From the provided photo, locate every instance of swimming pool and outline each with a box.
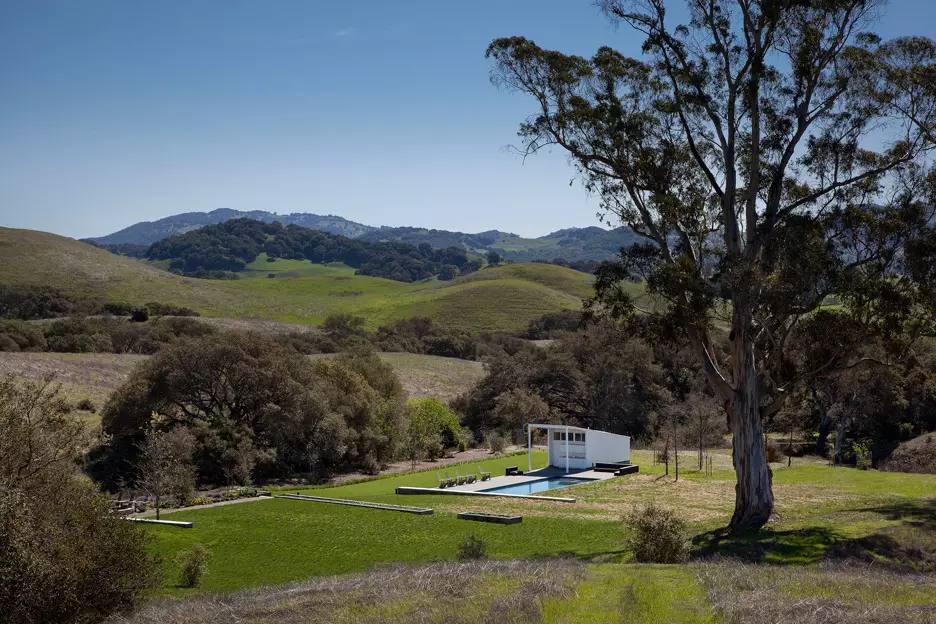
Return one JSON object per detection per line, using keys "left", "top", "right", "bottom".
{"left": 480, "top": 476, "right": 595, "bottom": 496}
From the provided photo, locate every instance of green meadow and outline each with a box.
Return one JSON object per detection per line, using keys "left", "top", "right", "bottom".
{"left": 0, "top": 228, "right": 601, "bottom": 331}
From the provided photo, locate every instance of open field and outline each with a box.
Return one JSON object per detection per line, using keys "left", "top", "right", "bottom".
{"left": 121, "top": 557, "right": 936, "bottom": 623}
{"left": 140, "top": 448, "right": 936, "bottom": 613}
{"left": 0, "top": 351, "right": 145, "bottom": 407}
{"left": 0, "top": 350, "right": 485, "bottom": 407}
{"left": 0, "top": 228, "right": 596, "bottom": 330}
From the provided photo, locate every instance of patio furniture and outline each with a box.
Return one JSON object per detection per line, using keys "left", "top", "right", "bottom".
{"left": 446, "top": 471, "right": 462, "bottom": 486}
{"left": 454, "top": 468, "right": 468, "bottom": 485}
{"left": 464, "top": 467, "right": 479, "bottom": 483}
{"left": 478, "top": 465, "right": 491, "bottom": 481}
{"left": 437, "top": 472, "right": 453, "bottom": 488}
{"left": 505, "top": 466, "right": 519, "bottom": 476}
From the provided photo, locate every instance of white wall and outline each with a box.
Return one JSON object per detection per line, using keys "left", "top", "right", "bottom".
{"left": 546, "top": 429, "right": 630, "bottom": 469}
{"left": 587, "top": 430, "right": 630, "bottom": 465}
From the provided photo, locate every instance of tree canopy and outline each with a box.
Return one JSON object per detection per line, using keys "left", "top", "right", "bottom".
{"left": 487, "top": 0, "right": 936, "bottom": 532}
{"left": 146, "top": 218, "right": 476, "bottom": 282}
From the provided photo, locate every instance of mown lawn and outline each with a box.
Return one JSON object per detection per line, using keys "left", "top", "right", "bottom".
{"left": 147, "top": 447, "right": 936, "bottom": 599}
{"left": 147, "top": 452, "right": 624, "bottom": 595}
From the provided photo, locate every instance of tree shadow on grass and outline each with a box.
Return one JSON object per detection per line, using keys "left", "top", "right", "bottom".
{"left": 692, "top": 526, "right": 841, "bottom": 564}
{"left": 693, "top": 498, "right": 936, "bottom": 570}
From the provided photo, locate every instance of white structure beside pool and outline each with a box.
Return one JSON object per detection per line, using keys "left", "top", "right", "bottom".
{"left": 526, "top": 423, "right": 630, "bottom": 472}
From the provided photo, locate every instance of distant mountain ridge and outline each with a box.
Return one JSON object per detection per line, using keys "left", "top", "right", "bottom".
{"left": 87, "top": 209, "right": 377, "bottom": 245}
{"left": 88, "top": 210, "right": 642, "bottom": 262}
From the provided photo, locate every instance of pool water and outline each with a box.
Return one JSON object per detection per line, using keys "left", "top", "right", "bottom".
{"left": 480, "top": 476, "right": 594, "bottom": 496}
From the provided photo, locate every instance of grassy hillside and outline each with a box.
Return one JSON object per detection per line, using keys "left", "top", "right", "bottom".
{"left": 0, "top": 351, "right": 485, "bottom": 408}
{"left": 0, "top": 228, "right": 597, "bottom": 331}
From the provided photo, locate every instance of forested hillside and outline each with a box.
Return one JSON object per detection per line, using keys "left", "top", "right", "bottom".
{"left": 146, "top": 219, "right": 478, "bottom": 282}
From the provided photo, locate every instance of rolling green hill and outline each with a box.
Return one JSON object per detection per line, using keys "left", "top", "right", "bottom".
{"left": 0, "top": 228, "right": 597, "bottom": 331}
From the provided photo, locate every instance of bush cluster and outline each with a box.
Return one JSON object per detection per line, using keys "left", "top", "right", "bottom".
{"left": 623, "top": 503, "right": 689, "bottom": 563}
{"left": 0, "top": 316, "right": 216, "bottom": 354}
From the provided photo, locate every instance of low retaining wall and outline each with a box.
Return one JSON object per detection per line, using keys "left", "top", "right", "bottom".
{"left": 457, "top": 512, "right": 522, "bottom": 525}
{"left": 276, "top": 493, "right": 433, "bottom": 515}
{"left": 124, "top": 518, "right": 193, "bottom": 528}
{"left": 394, "top": 487, "right": 575, "bottom": 503}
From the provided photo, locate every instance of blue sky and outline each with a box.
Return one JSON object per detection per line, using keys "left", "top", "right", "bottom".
{"left": 0, "top": 1, "right": 931, "bottom": 239}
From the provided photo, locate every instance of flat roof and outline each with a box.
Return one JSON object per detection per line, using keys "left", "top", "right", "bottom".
{"left": 526, "top": 423, "right": 629, "bottom": 437}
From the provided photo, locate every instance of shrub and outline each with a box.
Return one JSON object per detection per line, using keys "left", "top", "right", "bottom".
{"left": 487, "top": 431, "right": 507, "bottom": 454}
{"left": 765, "top": 438, "right": 782, "bottom": 463}
{"left": 176, "top": 544, "right": 213, "bottom": 588}
{"left": 130, "top": 308, "right": 149, "bottom": 323}
{"left": 0, "top": 379, "right": 159, "bottom": 621}
{"left": 190, "top": 496, "right": 210, "bottom": 506}
{"left": 854, "top": 440, "right": 873, "bottom": 470}
{"left": 456, "top": 535, "right": 488, "bottom": 561}
{"left": 75, "top": 397, "right": 95, "bottom": 412}
{"left": 623, "top": 503, "right": 689, "bottom": 563}
{"left": 425, "top": 438, "right": 444, "bottom": 461}
{"left": 0, "top": 284, "right": 77, "bottom": 320}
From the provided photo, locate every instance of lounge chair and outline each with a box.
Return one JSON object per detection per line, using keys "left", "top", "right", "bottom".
{"left": 437, "top": 472, "right": 452, "bottom": 488}
{"left": 478, "top": 465, "right": 491, "bottom": 481}
{"left": 446, "top": 471, "right": 461, "bottom": 486}
{"left": 454, "top": 469, "right": 467, "bottom": 485}
{"left": 464, "top": 467, "right": 478, "bottom": 483}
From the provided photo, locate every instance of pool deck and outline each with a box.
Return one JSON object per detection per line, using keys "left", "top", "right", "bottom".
{"left": 449, "top": 466, "right": 615, "bottom": 493}
{"left": 394, "top": 466, "right": 616, "bottom": 502}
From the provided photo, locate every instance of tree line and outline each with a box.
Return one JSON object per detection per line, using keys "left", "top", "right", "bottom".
{"left": 145, "top": 218, "right": 481, "bottom": 282}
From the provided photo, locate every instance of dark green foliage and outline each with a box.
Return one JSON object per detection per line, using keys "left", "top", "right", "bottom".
{"left": 0, "top": 316, "right": 218, "bottom": 355}
{"left": 75, "top": 397, "right": 95, "bottom": 412}
{"left": 176, "top": 544, "right": 213, "bottom": 588}
{"left": 0, "top": 284, "right": 78, "bottom": 320}
{"left": 456, "top": 320, "right": 684, "bottom": 441}
{"left": 623, "top": 503, "right": 689, "bottom": 564}
{"left": 456, "top": 535, "right": 489, "bottom": 561}
{"left": 323, "top": 313, "right": 366, "bottom": 343}
{"left": 533, "top": 257, "right": 601, "bottom": 274}
{"left": 372, "top": 316, "right": 507, "bottom": 360}
{"left": 131, "top": 308, "right": 150, "bottom": 323}
{"left": 0, "top": 320, "right": 47, "bottom": 352}
{"left": 486, "top": 250, "right": 502, "bottom": 266}
{"left": 524, "top": 309, "right": 583, "bottom": 339}
{"left": 84, "top": 241, "right": 149, "bottom": 257}
{"left": 0, "top": 378, "right": 159, "bottom": 622}
{"left": 145, "top": 302, "right": 200, "bottom": 317}
{"left": 146, "top": 218, "right": 477, "bottom": 282}
{"left": 438, "top": 264, "right": 460, "bottom": 280}
{"left": 854, "top": 441, "right": 873, "bottom": 470}
{"left": 407, "top": 398, "right": 463, "bottom": 451}
{"left": 95, "top": 331, "right": 401, "bottom": 487}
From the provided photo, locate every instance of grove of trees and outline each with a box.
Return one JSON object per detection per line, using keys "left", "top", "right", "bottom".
{"left": 146, "top": 218, "right": 478, "bottom": 282}
{"left": 487, "top": 0, "right": 936, "bottom": 532}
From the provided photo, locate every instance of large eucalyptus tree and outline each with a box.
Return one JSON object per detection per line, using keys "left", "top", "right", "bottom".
{"left": 487, "top": 0, "right": 936, "bottom": 532}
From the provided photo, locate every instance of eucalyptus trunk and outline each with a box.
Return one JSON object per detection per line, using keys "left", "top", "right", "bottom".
{"left": 728, "top": 309, "right": 774, "bottom": 532}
